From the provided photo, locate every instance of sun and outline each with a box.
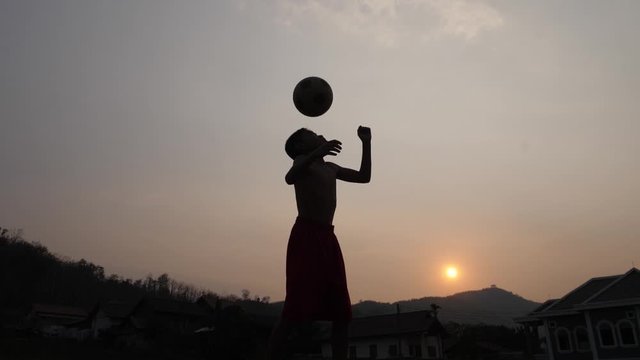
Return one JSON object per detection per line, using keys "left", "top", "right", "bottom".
{"left": 445, "top": 266, "right": 458, "bottom": 279}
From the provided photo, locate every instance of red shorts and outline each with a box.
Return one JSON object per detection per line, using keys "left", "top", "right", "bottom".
{"left": 282, "top": 217, "right": 352, "bottom": 322}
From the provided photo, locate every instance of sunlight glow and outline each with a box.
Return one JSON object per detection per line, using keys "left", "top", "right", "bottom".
{"left": 446, "top": 266, "right": 458, "bottom": 279}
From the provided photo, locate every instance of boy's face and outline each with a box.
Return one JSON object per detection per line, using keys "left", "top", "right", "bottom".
{"left": 298, "top": 130, "right": 326, "bottom": 153}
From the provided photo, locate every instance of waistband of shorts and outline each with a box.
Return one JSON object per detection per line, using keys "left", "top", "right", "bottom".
{"left": 295, "top": 216, "right": 335, "bottom": 231}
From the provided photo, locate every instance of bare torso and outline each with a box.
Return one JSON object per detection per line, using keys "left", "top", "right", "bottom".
{"left": 294, "top": 160, "right": 339, "bottom": 225}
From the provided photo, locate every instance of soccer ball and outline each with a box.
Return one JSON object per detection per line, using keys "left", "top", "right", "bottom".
{"left": 293, "top": 76, "right": 333, "bottom": 117}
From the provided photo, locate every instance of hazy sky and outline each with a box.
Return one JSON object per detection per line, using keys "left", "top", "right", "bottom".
{"left": 2, "top": 0, "right": 639, "bottom": 303}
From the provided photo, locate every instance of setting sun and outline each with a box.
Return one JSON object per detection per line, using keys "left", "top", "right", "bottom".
{"left": 445, "top": 266, "right": 458, "bottom": 279}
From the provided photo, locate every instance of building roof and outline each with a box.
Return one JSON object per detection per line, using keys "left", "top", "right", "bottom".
{"left": 530, "top": 299, "right": 559, "bottom": 314}
{"left": 28, "top": 304, "right": 89, "bottom": 327}
{"left": 31, "top": 304, "right": 88, "bottom": 319}
{"left": 515, "top": 268, "right": 640, "bottom": 322}
{"left": 131, "top": 297, "right": 211, "bottom": 318}
{"left": 544, "top": 276, "right": 618, "bottom": 311}
{"left": 586, "top": 268, "right": 640, "bottom": 304}
{"left": 348, "top": 310, "right": 443, "bottom": 339}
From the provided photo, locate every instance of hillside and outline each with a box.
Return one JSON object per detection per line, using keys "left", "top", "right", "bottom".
{"left": 0, "top": 228, "right": 231, "bottom": 313}
{"left": 351, "top": 286, "right": 540, "bottom": 327}
{"left": 1, "top": 228, "right": 538, "bottom": 327}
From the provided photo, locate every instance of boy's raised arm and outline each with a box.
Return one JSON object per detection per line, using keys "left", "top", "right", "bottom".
{"left": 285, "top": 140, "right": 342, "bottom": 184}
{"left": 336, "top": 126, "right": 371, "bottom": 183}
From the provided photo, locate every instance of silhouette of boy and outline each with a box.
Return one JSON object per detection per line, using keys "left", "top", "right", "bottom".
{"left": 267, "top": 126, "right": 371, "bottom": 360}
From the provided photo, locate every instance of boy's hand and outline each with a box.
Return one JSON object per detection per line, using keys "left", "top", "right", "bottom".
{"left": 312, "top": 139, "right": 342, "bottom": 158}
{"left": 358, "top": 126, "right": 371, "bottom": 142}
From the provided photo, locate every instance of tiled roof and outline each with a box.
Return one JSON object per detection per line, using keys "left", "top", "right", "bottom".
{"left": 32, "top": 304, "right": 88, "bottom": 318}
{"left": 545, "top": 276, "right": 618, "bottom": 311}
{"left": 586, "top": 268, "right": 640, "bottom": 304}
{"left": 515, "top": 268, "right": 640, "bottom": 322}
{"left": 530, "top": 299, "right": 558, "bottom": 314}
{"left": 348, "top": 310, "right": 442, "bottom": 339}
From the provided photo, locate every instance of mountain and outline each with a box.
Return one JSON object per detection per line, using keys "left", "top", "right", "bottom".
{"left": 351, "top": 286, "right": 540, "bottom": 327}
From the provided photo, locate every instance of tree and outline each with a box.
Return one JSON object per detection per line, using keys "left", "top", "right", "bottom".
{"left": 430, "top": 303, "right": 441, "bottom": 316}
{"left": 157, "top": 273, "right": 170, "bottom": 296}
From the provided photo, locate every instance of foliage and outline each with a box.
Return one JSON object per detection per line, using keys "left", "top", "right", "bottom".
{"left": 445, "top": 323, "right": 527, "bottom": 359}
{"left": 0, "top": 227, "right": 214, "bottom": 311}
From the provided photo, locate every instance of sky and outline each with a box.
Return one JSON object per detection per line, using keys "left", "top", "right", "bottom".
{"left": 2, "top": 0, "right": 639, "bottom": 303}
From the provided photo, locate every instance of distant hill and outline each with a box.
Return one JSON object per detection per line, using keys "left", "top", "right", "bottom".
{"left": 267, "top": 286, "right": 539, "bottom": 327}
{"left": 351, "top": 286, "right": 540, "bottom": 327}
{"left": 2, "top": 228, "right": 538, "bottom": 327}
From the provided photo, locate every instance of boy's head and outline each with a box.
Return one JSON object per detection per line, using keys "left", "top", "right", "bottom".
{"left": 285, "top": 128, "right": 326, "bottom": 159}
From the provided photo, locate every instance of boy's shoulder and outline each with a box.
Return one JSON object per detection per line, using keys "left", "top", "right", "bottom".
{"left": 323, "top": 161, "right": 341, "bottom": 172}
{"left": 306, "top": 161, "right": 340, "bottom": 174}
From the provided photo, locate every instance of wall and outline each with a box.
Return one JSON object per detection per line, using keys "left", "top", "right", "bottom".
{"left": 321, "top": 333, "right": 442, "bottom": 359}
{"left": 587, "top": 306, "right": 640, "bottom": 360}
{"left": 546, "top": 315, "right": 593, "bottom": 360}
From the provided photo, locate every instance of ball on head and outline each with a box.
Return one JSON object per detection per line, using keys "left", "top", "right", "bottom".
{"left": 293, "top": 76, "right": 333, "bottom": 117}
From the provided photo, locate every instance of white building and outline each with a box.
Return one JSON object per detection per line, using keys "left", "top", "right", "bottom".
{"left": 321, "top": 310, "right": 446, "bottom": 359}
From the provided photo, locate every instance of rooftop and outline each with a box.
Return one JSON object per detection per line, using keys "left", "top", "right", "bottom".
{"left": 515, "top": 268, "right": 640, "bottom": 322}
{"left": 348, "top": 310, "right": 443, "bottom": 339}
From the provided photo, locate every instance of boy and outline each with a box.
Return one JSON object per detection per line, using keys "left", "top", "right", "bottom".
{"left": 267, "top": 126, "right": 372, "bottom": 360}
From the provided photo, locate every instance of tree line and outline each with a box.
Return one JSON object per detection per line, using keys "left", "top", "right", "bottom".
{"left": 0, "top": 227, "right": 268, "bottom": 312}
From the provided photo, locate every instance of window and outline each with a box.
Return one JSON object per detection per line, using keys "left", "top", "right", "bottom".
{"left": 388, "top": 344, "right": 397, "bottom": 357}
{"left": 617, "top": 320, "right": 638, "bottom": 347}
{"left": 369, "top": 344, "right": 377, "bottom": 359}
{"left": 598, "top": 321, "right": 617, "bottom": 348}
{"left": 555, "top": 327, "right": 572, "bottom": 353}
{"left": 574, "top": 327, "right": 590, "bottom": 352}
{"left": 349, "top": 346, "right": 357, "bottom": 359}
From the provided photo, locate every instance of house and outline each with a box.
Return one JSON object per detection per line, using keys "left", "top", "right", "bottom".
{"left": 87, "top": 300, "right": 136, "bottom": 338}
{"left": 321, "top": 309, "right": 447, "bottom": 359}
{"left": 112, "top": 296, "right": 214, "bottom": 349}
{"left": 124, "top": 296, "right": 214, "bottom": 335}
{"left": 515, "top": 267, "right": 640, "bottom": 360}
{"left": 24, "top": 303, "right": 90, "bottom": 339}
{"left": 196, "top": 296, "right": 279, "bottom": 358}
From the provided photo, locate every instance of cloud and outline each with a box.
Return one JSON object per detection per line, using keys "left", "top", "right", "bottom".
{"left": 273, "top": 0, "right": 504, "bottom": 46}
{"left": 429, "top": 0, "right": 504, "bottom": 40}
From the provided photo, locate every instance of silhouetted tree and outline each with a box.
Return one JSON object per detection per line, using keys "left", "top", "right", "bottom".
{"left": 0, "top": 228, "right": 222, "bottom": 311}
{"left": 430, "top": 303, "right": 441, "bottom": 316}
